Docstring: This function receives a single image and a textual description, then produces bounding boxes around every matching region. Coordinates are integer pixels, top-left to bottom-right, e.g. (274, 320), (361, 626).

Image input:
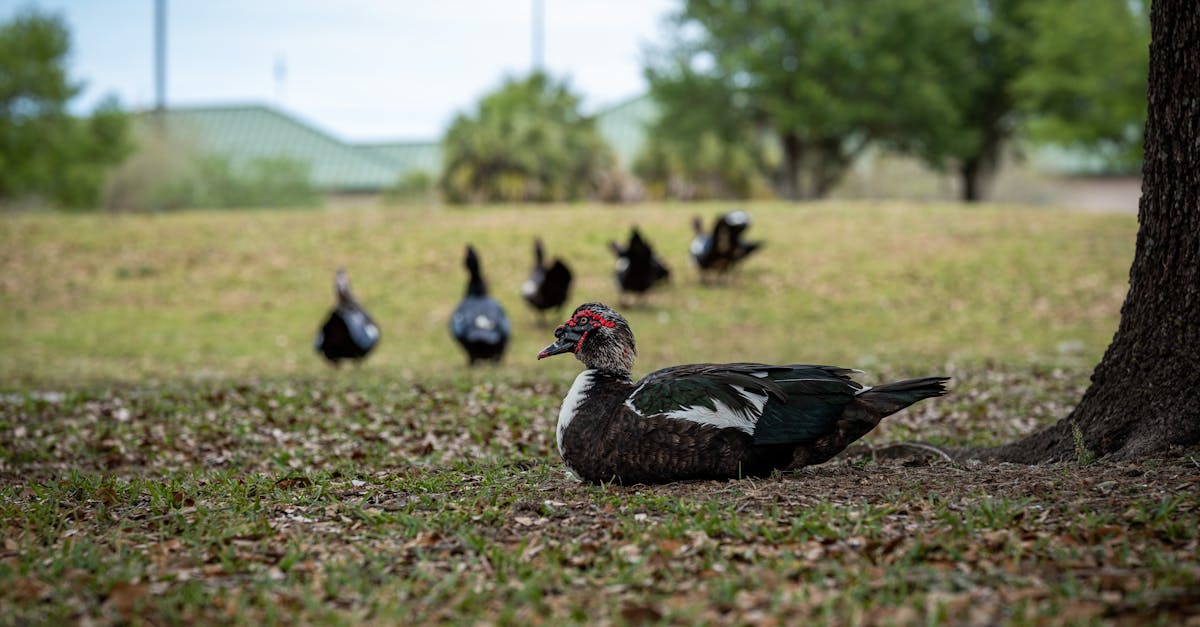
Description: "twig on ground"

(865, 442), (958, 465)
(896, 442), (956, 464)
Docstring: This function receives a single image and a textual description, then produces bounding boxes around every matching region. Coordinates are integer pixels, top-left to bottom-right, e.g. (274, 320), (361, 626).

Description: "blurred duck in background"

(521, 238), (573, 323)
(610, 226), (670, 305)
(451, 245), (511, 365)
(314, 267), (380, 365)
(690, 210), (763, 284)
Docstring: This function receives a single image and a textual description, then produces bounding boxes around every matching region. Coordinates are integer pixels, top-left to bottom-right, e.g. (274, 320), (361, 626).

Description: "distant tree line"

(444, 0), (1148, 204)
(639, 0), (1148, 202)
(0, 2), (1149, 209)
(0, 9), (318, 212)
(0, 10), (131, 209)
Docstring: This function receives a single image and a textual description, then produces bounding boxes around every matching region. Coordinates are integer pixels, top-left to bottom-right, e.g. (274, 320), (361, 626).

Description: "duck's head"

(537, 302), (636, 372)
(334, 267), (355, 305)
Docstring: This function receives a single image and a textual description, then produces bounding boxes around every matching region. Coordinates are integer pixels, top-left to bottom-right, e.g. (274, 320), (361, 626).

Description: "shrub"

(440, 72), (621, 204)
(104, 127), (320, 211)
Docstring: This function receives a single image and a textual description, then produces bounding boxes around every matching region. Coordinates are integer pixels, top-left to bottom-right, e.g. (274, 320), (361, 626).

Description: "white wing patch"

(521, 279), (537, 297)
(557, 370), (594, 457)
(627, 384), (768, 435)
(474, 315), (496, 330)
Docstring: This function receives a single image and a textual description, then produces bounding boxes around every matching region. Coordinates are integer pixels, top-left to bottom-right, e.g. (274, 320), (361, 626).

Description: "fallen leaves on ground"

(0, 370), (1197, 625)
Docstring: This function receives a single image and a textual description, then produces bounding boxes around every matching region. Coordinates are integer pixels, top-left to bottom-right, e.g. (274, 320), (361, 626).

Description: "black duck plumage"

(521, 238), (573, 317)
(690, 210), (763, 280)
(537, 302), (950, 485)
(451, 245), (511, 365)
(610, 227), (670, 299)
(314, 268), (380, 365)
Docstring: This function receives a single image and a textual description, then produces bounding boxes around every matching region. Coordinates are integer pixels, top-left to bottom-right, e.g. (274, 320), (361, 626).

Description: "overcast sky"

(3, 0), (678, 141)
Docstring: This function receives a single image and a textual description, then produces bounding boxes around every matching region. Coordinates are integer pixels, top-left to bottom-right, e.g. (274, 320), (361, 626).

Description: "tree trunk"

(987, 0), (1200, 463)
(960, 158), (982, 203)
(777, 132), (802, 200)
(960, 142), (999, 203)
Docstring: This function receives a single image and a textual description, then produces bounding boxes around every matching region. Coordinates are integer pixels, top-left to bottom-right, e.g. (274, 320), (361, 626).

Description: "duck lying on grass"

(537, 302), (949, 485)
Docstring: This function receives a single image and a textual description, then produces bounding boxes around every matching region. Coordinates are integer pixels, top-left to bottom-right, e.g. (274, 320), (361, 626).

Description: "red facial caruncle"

(552, 310), (615, 353)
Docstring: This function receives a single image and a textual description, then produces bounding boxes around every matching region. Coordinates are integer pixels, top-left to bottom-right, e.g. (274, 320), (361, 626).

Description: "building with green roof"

(152, 98), (654, 194)
(154, 104), (442, 193)
(595, 95), (658, 170)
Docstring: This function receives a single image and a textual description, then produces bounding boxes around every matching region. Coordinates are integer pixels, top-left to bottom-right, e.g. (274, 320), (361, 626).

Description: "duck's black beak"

(537, 336), (576, 359)
(539, 321), (587, 360)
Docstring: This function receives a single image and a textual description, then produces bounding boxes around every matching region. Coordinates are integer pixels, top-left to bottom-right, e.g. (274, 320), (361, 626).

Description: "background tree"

(1015, 0), (1149, 174)
(642, 0), (1150, 202)
(633, 132), (766, 201)
(988, 0), (1199, 462)
(936, 0), (1032, 202)
(440, 72), (619, 204)
(0, 9), (131, 208)
(643, 0), (975, 201)
(946, 0), (1149, 200)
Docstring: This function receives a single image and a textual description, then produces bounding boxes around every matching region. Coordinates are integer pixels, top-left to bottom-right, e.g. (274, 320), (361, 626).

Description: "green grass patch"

(1, 200), (1133, 388)
(6, 201), (1193, 625)
(0, 377), (1196, 624)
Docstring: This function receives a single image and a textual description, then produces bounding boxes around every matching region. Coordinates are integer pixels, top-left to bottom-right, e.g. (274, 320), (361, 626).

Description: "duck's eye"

(575, 315), (590, 324)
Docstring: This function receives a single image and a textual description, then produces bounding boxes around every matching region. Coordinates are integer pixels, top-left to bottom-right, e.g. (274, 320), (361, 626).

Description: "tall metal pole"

(532, 0), (544, 72)
(154, 0), (167, 130)
(274, 54), (287, 104)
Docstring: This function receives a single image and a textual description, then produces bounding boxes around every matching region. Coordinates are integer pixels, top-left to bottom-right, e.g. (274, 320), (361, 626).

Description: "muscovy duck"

(314, 268), (380, 365)
(610, 227), (670, 304)
(690, 210), (763, 282)
(451, 245), (511, 365)
(537, 302), (950, 485)
(521, 238), (573, 321)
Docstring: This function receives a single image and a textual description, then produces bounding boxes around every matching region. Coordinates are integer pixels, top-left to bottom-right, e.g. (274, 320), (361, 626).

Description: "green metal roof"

(156, 104), (437, 192)
(357, 141), (443, 177)
(149, 97), (657, 193)
(594, 95), (659, 169)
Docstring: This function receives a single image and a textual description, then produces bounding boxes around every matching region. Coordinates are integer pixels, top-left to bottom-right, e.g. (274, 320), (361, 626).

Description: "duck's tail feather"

(857, 377), (950, 417)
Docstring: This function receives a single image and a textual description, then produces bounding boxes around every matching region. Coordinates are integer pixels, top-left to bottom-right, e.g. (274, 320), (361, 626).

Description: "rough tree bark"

(988, 0), (1200, 463)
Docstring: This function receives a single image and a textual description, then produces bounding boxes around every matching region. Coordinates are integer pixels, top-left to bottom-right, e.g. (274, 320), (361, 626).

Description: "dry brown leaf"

(619, 603), (663, 625)
(97, 486), (119, 505)
(520, 542), (543, 563)
(104, 581), (148, 618)
(170, 490), (194, 507)
(657, 539), (683, 556)
(404, 532), (441, 550)
(10, 577), (48, 601)
(983, 529), (1009, 548)
(275, 477), (313, 490)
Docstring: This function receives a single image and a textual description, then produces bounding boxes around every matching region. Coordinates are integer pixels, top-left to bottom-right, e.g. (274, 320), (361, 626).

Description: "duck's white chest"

(556, 369), (595, 457)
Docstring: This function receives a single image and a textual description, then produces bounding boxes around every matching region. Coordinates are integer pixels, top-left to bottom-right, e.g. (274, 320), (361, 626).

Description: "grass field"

(1, 200), (1133, 387)
(5, 201), (1198, 625)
